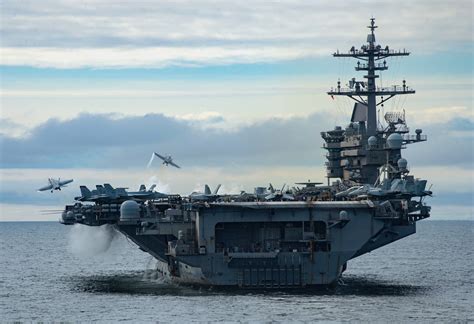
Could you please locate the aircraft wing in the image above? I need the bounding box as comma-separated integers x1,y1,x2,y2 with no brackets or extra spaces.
59,179,73,186
154,152,166,161
265,193,276,201
169,161,181,169
38,184,53,191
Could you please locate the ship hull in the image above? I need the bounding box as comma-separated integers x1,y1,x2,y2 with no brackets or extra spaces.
114,201,417,288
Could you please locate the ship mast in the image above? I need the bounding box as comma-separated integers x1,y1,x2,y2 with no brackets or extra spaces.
321,18,426,185
327,18,415,136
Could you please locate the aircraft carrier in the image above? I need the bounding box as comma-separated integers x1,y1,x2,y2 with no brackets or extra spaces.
60,19,431,288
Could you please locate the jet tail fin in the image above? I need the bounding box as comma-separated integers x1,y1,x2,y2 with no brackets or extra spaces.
96,185,105,195
139,184,146,192
103,183,115,195
204,185,211,195
213,184,221,195
80,186,92,198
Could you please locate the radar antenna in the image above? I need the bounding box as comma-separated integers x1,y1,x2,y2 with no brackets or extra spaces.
328,18,415,136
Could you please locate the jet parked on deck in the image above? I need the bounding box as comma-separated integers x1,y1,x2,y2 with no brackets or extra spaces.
75,184,167,203
190,184,221,201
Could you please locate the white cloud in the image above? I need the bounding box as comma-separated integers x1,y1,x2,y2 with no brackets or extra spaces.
2,75,471,133
0,78,332,130
408,106,474,125
174,111,223,122
0,46,330,69
0,82,324,98
1,0,472,68
0,118,30,138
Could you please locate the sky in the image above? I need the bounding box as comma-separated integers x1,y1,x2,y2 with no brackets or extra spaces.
0,0,472,221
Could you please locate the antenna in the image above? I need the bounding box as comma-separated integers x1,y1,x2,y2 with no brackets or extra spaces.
327,18,415,136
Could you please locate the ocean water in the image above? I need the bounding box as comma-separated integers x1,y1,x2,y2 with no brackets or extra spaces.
0,220,472,322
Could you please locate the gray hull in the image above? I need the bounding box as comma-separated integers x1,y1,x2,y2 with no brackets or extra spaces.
113,201,417,288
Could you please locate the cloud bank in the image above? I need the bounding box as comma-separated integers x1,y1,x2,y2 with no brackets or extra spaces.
0,112,472,169
0,112,325,168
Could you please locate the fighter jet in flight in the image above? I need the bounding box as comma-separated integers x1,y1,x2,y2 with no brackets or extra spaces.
149,152,181,168
38,178,74,193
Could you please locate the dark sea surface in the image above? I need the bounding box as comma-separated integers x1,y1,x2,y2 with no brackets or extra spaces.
0,220,472,322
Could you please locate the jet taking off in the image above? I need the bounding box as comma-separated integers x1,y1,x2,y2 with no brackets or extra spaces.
149,152,181,168
38,178,73,193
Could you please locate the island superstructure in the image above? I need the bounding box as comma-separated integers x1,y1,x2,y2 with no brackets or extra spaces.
323,18,424,185
60,19,431,288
